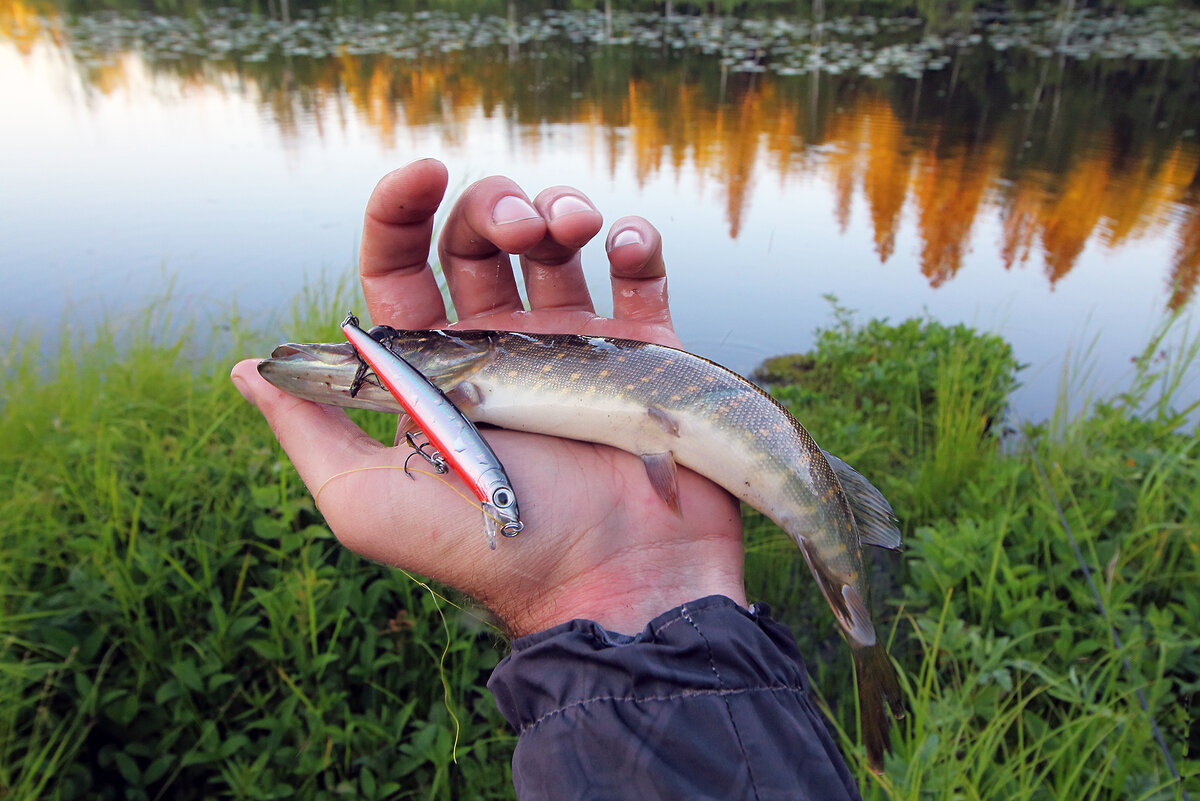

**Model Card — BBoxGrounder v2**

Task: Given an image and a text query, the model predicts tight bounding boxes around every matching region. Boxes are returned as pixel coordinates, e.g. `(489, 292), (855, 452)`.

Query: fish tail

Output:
(851, 643), (905, 774)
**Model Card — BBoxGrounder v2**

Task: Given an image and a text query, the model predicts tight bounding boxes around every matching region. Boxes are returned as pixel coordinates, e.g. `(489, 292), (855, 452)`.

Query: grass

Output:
(750, 303), (1198, 800)
(0, 296), (515, 800)
(1, 292), (1197, 799)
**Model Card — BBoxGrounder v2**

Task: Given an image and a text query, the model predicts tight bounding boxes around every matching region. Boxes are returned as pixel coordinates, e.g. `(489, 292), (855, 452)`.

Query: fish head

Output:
(374, 328), (497, 386)
(257, 329), (497, 412)
(258, 341), (402, 412)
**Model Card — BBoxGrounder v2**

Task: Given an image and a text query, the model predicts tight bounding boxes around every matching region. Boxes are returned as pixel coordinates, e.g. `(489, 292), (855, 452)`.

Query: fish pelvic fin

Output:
(852, 642), (905, 774)
(646, 405), (681, 437)
(640, 451), (682, 517)
(822, 451), (902, 551)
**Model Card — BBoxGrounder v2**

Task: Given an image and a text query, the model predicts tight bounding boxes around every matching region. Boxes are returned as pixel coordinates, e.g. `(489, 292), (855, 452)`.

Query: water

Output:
(3, 1), (1198, 421)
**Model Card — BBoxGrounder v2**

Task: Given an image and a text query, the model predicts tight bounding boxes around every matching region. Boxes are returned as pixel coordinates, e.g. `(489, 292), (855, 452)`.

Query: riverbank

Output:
(1, 298), (1195, 799)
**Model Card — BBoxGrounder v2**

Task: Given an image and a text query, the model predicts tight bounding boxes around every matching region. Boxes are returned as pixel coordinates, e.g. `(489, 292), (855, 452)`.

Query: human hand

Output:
(231, 158), (745, 637)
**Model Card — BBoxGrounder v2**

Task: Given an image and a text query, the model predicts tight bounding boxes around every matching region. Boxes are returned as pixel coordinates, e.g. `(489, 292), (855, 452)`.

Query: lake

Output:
(3, 0), (1198, 422)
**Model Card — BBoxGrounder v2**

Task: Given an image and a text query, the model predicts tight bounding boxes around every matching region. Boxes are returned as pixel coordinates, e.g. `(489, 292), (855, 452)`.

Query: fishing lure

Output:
(340, 314), (523, 549)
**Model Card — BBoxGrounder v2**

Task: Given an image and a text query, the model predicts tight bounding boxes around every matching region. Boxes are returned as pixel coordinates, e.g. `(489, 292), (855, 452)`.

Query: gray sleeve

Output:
(487, 595), (864, 801)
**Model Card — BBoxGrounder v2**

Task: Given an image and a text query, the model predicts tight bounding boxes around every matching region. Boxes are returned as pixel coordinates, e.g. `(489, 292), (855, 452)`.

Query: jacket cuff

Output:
(488, 595), (810, 730)
(487, 595), (862, 801)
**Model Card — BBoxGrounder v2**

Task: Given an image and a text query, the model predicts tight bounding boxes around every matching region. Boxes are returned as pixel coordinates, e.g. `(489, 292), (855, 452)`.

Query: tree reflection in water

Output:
(3, 0), (1199, 309)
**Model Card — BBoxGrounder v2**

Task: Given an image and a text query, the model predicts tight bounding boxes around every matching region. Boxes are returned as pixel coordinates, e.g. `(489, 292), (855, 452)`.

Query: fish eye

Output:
(492, 487), (514, 509)
(367, 325), (396, 341)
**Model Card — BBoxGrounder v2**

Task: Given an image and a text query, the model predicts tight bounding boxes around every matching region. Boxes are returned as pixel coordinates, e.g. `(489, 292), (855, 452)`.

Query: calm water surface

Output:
(3, 1), (1199, 421)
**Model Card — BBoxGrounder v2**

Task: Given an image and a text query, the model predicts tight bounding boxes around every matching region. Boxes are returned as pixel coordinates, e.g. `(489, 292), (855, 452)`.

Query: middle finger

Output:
(438, 177), (548, 321)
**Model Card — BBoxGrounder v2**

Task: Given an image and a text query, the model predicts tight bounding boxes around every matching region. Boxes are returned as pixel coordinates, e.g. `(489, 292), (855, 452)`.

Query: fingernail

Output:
(607, 227), (644, 252)
(549, 195), (595, 219)
(492, 195), (540, 225)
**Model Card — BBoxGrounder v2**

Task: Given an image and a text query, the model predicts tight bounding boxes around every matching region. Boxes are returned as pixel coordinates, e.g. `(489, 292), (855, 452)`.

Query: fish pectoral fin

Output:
(822, 450), (902, 551)
(392, 413), (422, 447)
(640, 451), (682, 517)
(445, 381), (484, 412)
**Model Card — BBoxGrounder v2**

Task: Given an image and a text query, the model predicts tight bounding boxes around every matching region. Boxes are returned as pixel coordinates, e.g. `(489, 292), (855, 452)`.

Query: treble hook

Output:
(403, 431), (449, 478)
(348, 349), (371, 399)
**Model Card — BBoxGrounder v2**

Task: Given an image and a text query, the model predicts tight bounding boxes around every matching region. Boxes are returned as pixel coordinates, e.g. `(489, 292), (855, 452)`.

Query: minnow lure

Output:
(340, 314), (523, 549)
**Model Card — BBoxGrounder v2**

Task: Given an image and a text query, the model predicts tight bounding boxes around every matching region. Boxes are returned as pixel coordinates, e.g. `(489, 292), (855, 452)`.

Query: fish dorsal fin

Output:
(821, 451), (902, 551)
(640, 451), (682, 517)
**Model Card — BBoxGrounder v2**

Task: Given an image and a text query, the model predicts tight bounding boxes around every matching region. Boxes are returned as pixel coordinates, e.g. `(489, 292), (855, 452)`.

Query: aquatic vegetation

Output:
(34, 5), (1200, 77)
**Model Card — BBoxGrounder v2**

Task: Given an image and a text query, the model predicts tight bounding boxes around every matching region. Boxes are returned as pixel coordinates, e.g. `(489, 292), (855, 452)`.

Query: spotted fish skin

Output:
(259, 328), (905, 770)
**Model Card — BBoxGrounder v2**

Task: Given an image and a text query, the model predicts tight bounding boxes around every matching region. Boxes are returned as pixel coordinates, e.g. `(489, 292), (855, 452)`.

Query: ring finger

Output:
(520, 187), (604, 314)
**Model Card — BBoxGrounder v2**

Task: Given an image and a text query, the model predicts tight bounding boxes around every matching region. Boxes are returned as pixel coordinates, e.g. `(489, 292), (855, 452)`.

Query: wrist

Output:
(495, 530), (747, 638)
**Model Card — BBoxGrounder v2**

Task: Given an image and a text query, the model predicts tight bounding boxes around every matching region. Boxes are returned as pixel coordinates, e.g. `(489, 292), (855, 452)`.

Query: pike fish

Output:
(259, 327), (906, 770)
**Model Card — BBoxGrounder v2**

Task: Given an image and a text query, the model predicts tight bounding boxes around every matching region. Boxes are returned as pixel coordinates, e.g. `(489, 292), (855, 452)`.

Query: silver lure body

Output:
(339, 316), (522, 549)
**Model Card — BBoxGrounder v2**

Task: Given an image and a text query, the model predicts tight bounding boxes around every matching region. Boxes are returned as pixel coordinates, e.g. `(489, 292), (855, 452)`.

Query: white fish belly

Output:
(468, 380), (812, 534)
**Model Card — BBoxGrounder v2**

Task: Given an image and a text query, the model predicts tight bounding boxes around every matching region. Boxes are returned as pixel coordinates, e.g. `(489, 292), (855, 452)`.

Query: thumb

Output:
(230, 357), (509, 578)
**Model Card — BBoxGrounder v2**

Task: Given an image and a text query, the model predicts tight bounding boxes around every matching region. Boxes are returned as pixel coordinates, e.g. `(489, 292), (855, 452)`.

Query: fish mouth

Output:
(268, 341), (357, 363)
(258, 341), (403, 413)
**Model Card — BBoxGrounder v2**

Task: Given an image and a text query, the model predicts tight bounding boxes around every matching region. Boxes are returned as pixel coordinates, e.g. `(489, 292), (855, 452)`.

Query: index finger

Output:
(359, 159), (453, 329)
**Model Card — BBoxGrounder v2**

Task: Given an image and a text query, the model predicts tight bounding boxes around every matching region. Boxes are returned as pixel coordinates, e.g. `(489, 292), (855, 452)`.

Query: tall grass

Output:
(0, 299), (514, 800)
(2, 292), (1196, 799)
(754, 306), (1198, 800)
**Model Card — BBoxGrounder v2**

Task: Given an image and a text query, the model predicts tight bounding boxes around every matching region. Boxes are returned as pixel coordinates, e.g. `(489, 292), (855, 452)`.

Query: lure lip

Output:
(339, 313), (523, 546)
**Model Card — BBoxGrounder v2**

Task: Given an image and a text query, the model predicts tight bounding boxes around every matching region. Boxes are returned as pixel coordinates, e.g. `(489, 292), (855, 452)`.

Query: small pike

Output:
(260, 328), (905, 770)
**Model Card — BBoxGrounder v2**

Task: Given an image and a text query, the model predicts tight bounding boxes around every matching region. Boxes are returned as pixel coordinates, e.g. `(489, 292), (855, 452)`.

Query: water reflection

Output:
(7, 0), (1196, 313)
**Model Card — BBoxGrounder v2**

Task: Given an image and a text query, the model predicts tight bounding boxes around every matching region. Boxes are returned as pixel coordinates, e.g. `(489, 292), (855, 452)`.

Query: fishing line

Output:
(311, 461), (514, 764)
(312, 461), (507, 630)
(1029, 441), (1189, 801)
(312, 464), (505, 528)
(399, 567), (462, 763)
